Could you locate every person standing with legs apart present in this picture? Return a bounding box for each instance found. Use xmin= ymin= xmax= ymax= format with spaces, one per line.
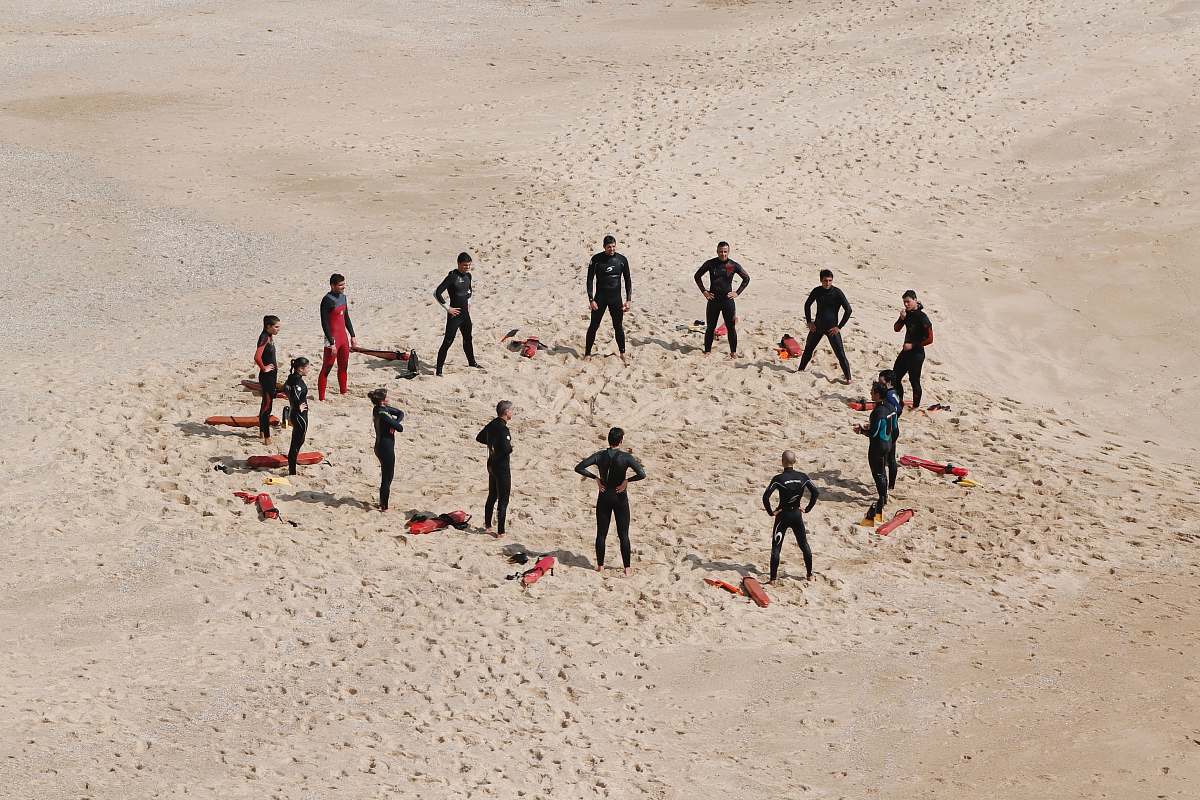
xmin=435 ymin=252 xmax=481 ymax=376
xmin=255 ymin=315 xmax=281 ymax=445
xmin=284 ymin=357 xmax=310 ymax=476
xmin=584 ymin=235 xmax=632 ymax=364
xmin=574 ymin=427 xmax=646 ymax=576
xmin=762 ymin=450 xmax=820 ymax=583
xmin=318 ymin=273 xmax=358 ymax=400
xmin=853 ymin=381 xmax=896 ymax=527
xmin=694 ymin=241 xmax=749 ymax=359
xmin=368 ymin=388 xmax=404 ymax=512
xmin=797 ymin=269 xmax=853 ymax=383
xmin=892 ymin=289 xmax=933 ymax=409
xmin=476 ymin=400 xmax=514 ymax=538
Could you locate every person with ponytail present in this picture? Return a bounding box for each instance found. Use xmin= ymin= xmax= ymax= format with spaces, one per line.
xmin=892 ymin=289 xmax=933 ymax=409
xmin=368 ymin=388 xmax=405 ymax=511
xmin=284 ymin=357 xmax=311 ymax=475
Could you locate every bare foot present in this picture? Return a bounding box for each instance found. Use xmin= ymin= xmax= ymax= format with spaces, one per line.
xmin=491 ymin=531 xmax=504 ymax=539
xmin=620 ymin=353 xmax=628 ymax=365
xmin=595 ymin=564 xmax=604 ymax=572
xmin=379 ymin=506 xmax=388 ymax=513
xmin=623 ymin=567 xmax=631 ymax=577
xmin=728 ymin=352 xmax=737 ymax=360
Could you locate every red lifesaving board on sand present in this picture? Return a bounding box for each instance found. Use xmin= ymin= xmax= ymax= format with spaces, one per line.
xmin=741 ymin=576 xmax=769 ymax=607
xmin=240 ymin=380 xmax=287 ymax=398
xmin=246 ymin=451 xmax=324 ymax=468
xmin=206 ymin=415 xmax=278 ymax=427
xmin=352 ymin=346 xmax=409 ymax=361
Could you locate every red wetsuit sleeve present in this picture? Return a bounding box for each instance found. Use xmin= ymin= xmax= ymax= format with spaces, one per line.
xmin=254 ymin=342 xmax=268 ymax=370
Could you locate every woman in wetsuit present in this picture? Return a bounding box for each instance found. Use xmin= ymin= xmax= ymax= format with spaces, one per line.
xmin=878 ymin=369 xmax=903 ymax=491
xmin=892 ymin=290 xmax=933 ymax=409
xmin=853 ymin=381 xmax=896 ymax=527
xmin=255 ymin=315 xmax=281 ymax=445
xmin=367 ymin=388 xmax=405 ymax=512
xmin=284 ymin=357 xmax=310 ymax=476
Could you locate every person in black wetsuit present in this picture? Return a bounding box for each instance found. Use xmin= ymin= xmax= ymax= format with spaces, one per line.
xmin=798 ymin=270 xmax=852 ymax=383
xmin=853 ymin=381 xmax=896 ymax=527
xmin=892 ymin=290 xmax=933 ymax=409
xmin=476 ymin=400 xmax=514 ymax=538
xmin=585 ymin=235 xmax=632 ymax=364
xmin=574 ymin=427 xmax=647 ymax=576
xmin=878 ymin=369 xmax=903 ymax=490
xmin=284 ymin=357 xmax=310 ymax=476
xmin=762 ymin=450 xmax=820 ymax=583
xmin=434 ymin=252 xmax=481 ymax=376
xmin=255 ymin=315 xmax=281 ymax=445
xmin=368 ymin=388 xmax=405 ymax=511
xmin=693 ymin=241 xmax=749 ymax=358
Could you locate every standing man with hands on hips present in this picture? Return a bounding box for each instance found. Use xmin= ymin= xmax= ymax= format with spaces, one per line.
xmin=434 ymin=252 xmax=482 ymax=377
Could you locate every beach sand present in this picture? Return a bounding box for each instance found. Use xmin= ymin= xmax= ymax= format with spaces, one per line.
xmin=1 ymin=1 xmax=1197 ymax=797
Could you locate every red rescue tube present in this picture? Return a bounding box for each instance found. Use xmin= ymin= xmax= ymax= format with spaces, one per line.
xmin=520 ymin=338 xmax=539 ymax=358
xmin=899 ymin=455 xmax=968 ymax=477
xmin=876 ymin=508 xmax=915 ymax=536
xmin=704 ymin=578 xmax=744 ymax=596
xmin=521 ymin=555 xmax=556 ymax=586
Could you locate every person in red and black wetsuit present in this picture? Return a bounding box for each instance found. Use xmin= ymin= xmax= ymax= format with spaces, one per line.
xmin=693 ymin=241 xmax=749 ymax=358
xmin=892 ymin=289 xmax=933 ymax=409
xmin=318 ymin=273 xmax=358 ymax=401
xmin=254 ymin=315 xmax=280 ymax=445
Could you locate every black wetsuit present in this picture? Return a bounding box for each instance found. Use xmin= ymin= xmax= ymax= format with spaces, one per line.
xmin=585 ymin=252 xmax=632 ymax=356
xmin=762 ymin=468 xmax=819 ymax=581
xmin=372 ymin=405 xmax=404 ymax=510
xmin=799 ymin=285 xmax=852 ymax=380
xmin=883 ymin=385 xmax=903 ymax=489
xmin=284 ymin=372 xmax=308 ymax=475
xmin=893 ymin=305 xmax=933 ymax=408
xmin=860 ymin=403 xmax=896 ymax=518
xmin=434 ymin=269 xmax=477 ymax=374
xmin=255 ymin=331 xmax=278 ymax=438
xmin=476 ymin=416 xmax=513 ymax=534
xmin=574 ymin=447 xmax=647 ymax=569
xmin=693 ymin=258 xmax=750 ymax=354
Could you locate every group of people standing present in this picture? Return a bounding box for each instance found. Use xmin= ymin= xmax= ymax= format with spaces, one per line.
xmin=243 ymin=237 xmax=936 ymax=581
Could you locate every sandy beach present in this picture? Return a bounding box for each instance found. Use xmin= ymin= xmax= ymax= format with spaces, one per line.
xmin=1 ymin=1 xmax=1197 ymax=797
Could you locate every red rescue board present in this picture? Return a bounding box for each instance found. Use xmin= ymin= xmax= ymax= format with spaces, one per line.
xmin=741 ymin=576 xmax=770 ymax=608
xmin=241 ymin=379 xmax=287 ymax=398
xmin=206 ymin=415 xmax=278 ymax=427
xmin=246 ymin=451 xmax=324 ymax=468
xmin=521 ymin=556 xmax=556 ymax=586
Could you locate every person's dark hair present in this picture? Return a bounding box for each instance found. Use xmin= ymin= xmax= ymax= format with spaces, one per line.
xmin=603 ymin=235 xmax=616 ymax=246
xmin=330 ymin=273 xmax=345 ymax=285
xmin=819 ymin=269 xmax=833 ymax=280
xmin=290 ymin=356 xmax=309 ymax=373
xmin=457 ymin=252 xmax=472 ymax=264
xmin=902 ymin=289 xmax=918 ymax=301
xmin=717 ymin=240 xmax=729 ymax=249
xmin=607 ymin=427 xmax=624 ymax=446
xmin=263 ymin=315 xmax=279 ymax=329
xmin=870 ymin=381 xmax=886 ymax=400
xmin=496 ymin=400 xmax=513 ymax=417
xmin=367 ymin=388 xmax=388 ymax=406
xmin=878 ymin=369 xmax=895 ymax=386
